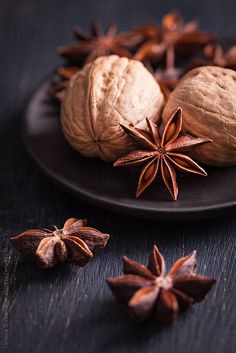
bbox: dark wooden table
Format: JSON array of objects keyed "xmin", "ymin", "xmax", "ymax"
[{"xmin": 0, "ymin": 1, "xmax": 236, "ymax": 352}]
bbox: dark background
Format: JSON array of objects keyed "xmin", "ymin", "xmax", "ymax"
[{"xmin": 0, "ymin": 1, "xmax": 236, "ymax": 352}]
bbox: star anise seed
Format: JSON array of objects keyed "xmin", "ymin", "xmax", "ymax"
[
  {"xmin": 107, "ymin": 245, "xmax": 216, "ymax": 324},
  {"xmin": 10, "ymin": 218, "xmax": 110, "ymax": 268},
  {"xmin": 114, "ymin": 107, "xmax": 212, "ymax": 200}
]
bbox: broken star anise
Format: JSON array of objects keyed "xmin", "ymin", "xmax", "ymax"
[
  {"xmin": 107, "ymin": 245, "xmax": 216, "ymax": 324},
  {"xmin": 58, "ymin": 21, "xmax": 143, "ymax": 65},
  {"xmin": 10, "ymin": 218, "xmax": 110, "ymax": 268},
  {"xmin": 114, "ymin": 107, "xmax": 212, "ymax": 200}
]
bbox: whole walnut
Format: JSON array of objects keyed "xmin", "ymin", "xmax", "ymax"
[
  {"xmin": 163, "ymin": 66, "xmax": 236, "ymax": 166},
  {"xmin": 61, "ymin": 55, "xmax": 164, "ymax": 161}
]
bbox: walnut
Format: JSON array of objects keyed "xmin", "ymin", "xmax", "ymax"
[
  {"xmin": 163, "ymin": 66, "xmax": 236, "ymax": 166},
  {"xmin": 61, "ymin": 55, "xmax": 164, "ymax": 161}
]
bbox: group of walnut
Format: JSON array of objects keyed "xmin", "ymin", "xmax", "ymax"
[{"xmin": 11, "ymin": 217, "xmax": 215, "ymax": 324}]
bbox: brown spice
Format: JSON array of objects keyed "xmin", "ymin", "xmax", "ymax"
[
  {"xmin": 154, "ymin": 67, "xmax": 183, "ymax": 100},
  {"xmin": 188, "ymin": 43, "xmax": 236, "ymax": 71},
  {"xmin": 134, "ymin": 11, "xmax": 215, "ymax": 68},
  {"xmin": 107, "ymin": 245, "xmax": 216, "ymax": 324},
  {"xmin": 58, "ymin": 21, "xmax": 143, "ymax": 64},
  {"xmin": 50, "ymin": 21, "xmax": 143, "ymax": 101},
  {"xmin": 48, "ymin": 66, "xmax": 80, "ymax": 102},
  {"xmin": 10, "ymin": 218, "xmax": 110, "ymax": 268},
  {"xmin": 134, "ymin": 11, "xmax": 215, "ymax": 95},
  {"xmin": 114, "ymin": 107, "xmax": 211, "ymax": 200}
]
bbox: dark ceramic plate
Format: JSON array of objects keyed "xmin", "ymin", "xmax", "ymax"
[{"xmin": 23, "ymin": 79, "xmax": 236, "ymax": 220}]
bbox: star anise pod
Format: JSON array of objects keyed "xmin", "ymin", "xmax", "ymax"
[
  {"xmin": 10, "ymin": 218, "xmax": 110, "ymax": 268},
  {"xmin": 209, "ymin": 44, "xmax": 236, "ymax": 70},
  {"xmin": 58, "ymin": 21, "xmax": 143, "ymax": 65},
  {"xmin": 57, "ymin": 66, "xmax": 80, "ymax": 79},
  {"xmin": 134, "ymin": 23, "xmax": 161, "ymax": 42},
  {"xmin": 48, "ymin": 66, "xmax": 80, "ymax": 101},
  {"xmin": 107, "ymin": 245, "xmax": 216, "ymax": 324},
  {"xmin": 189, "ymin": 43, "xmax": 236, "ymax": 71},
  {"xmin": 48, "ymin": 80, "xmax": 68, "ymax": 102},
  {"xmin": 114, "ymin": 107, "xmax": 212, "ymax": 200},
  {"xmin": 134, "ymin": 11, "xmax": 215, "ymax": 69},
  {"xmin": 154, "ymin": 67, "xmax": 184, "ymax": 100}
]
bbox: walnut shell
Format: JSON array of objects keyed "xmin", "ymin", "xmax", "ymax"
[
  {"xmin": 163, "ymin": 66, "xmax": 236, "ymax": 166},
  {"xmin": 61, "ymin": 55, "xmax": 164, "ymax": 161}
]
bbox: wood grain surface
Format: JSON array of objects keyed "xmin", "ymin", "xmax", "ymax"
[{"xmin": 0, "ymin": 1, "xmax": 236, "ymax": 352}]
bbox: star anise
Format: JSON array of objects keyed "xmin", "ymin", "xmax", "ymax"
[
  {"xmin": 48, "ymin": 66, "xmax": 80, "ymax": 101},
  {"xmin": 208, "ymin": 44, "xmax": 236, "ymax": 69},
  {"xmin": 57, "ymin": 66, "xmax": 80, "ymax": 79},
  {"xmin": 58, "ymin": 21, "xmax": 143, "ymax": 65},
  {"xmin": 188, "ymin": 43, "xmax": 236, "ymax": 71},
  {"xmin": 50, "ymin": 22, "xmax": 143, "ymax": 101},
  {"xmin": 107, "ymin": 245, "xmax": 216, "ymax": 324},
  {"xmin": 114, "ymin": 107, "xmax": 212, "ymax": 200},
  {"xmin": 10, "ymin": 218, "xmax": 110, "ymax": 268},
  {"xmin": 134, "ymin": 11, "xmax": 215, "ymax": 69},
  {"xmin": 154, "ymin": 67, "xmax": 183, "ymax": 100}
]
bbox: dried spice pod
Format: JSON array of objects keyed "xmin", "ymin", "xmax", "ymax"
[
  {"xmin": 163, "ymin": 66, "xmax": 236, "ymax": 166},
  {"xmin": 58, "ymin": 21, "xmax": 143, "ymax": 64},
  {"xmin": 61, "ymin": 55, "xmax": 164, "ymax": 161},
  {"xmin": 50, "ymin": 21, "xmax": 143, "ymax": 102},
  {"xmin": 48, "ymin": 66, "xmax": 80, "ymax": 102},
  {"xmin": 134, "ymin": 11, "xmax": 215, "ymax": 68},
  {"xmin": 11, "ymin": 218, "xmax": 110, "ymax": 268},
  {"xmin": 107, "ymin": 245, "xmax": 216, "ymax": 324},
  {"xmin": 154, "ymin": 67, "xmax": 183, "ymax": 100},
  {"xmin": 133, "ymin": 12, "xmax": 215, "ymax": 99},
  {"xmin": 114, "ymin": 107, "xmax": 211, "ymax": 200},
  {"xmin": 188, "ymin": 44, "xmax": 236, "ymax": 71}
]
